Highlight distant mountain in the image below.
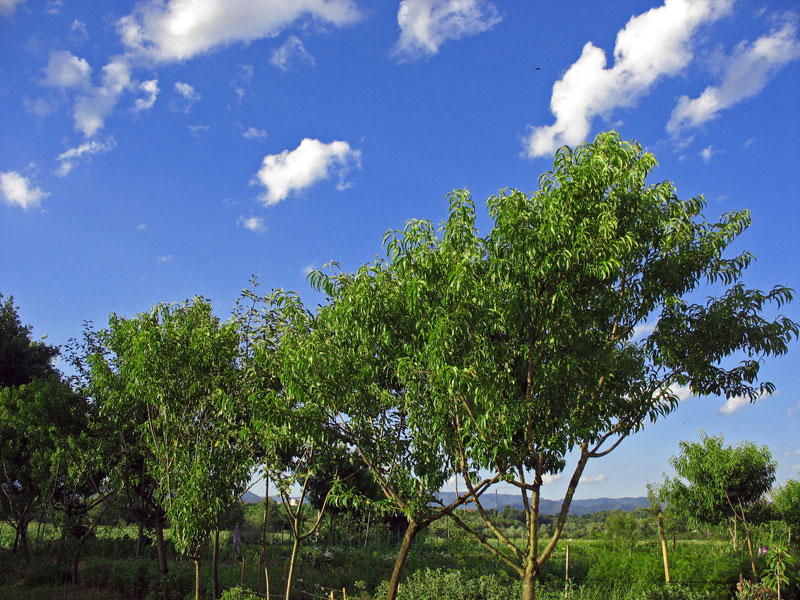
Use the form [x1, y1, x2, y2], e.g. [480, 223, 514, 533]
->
[238, 489, 647, 513]
[240, 490, 264, 504]
[435, 492, 649, 515]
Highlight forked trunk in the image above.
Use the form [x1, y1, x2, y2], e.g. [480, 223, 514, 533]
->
[18, 523, 31, 567]
[385, 520, 419, 600]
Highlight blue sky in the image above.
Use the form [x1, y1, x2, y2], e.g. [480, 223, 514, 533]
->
[1, 0, 798, 500]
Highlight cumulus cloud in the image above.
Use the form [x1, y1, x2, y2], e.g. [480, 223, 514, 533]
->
[524, 0, 733, 158]
[542, 473, 563, 485]
[667, 20, 800, 135]
[41, 50, 92, 88]
[580, 474, 607, 484]
[243, 127, 267, 140]
[392, 0, 501, 60]
[700, 145, 716, 163]
[156, 254, 173, 263]
[55, 137, 116, 177]
[253, 138, 361, 206]
[787, 401, 800, 416]
[271, 35, 315, 70]
[0, 0, 25, 17]
[70, 19, 88, 41]
[117, 0, 361, 63]
[237, 215, 266, 233]
[0, 171, 48, 210]
[188, 124, 210, 136]
[719, 389, 772, 416]
[172, 81, 200, 112]
[784, 449, 800, 457]
[73, 57, 132, 137]
[134, 79, 159, 111]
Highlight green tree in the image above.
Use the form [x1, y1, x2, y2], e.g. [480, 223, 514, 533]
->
[772, 479, 800, 543]
[359, 131, 796, 600]
[657, 433, 777, 577]
[91, 298, 253, 600]
[288, 261, 499, 600]
[0, 294, 59, 388]
[604, 511, 640, 557]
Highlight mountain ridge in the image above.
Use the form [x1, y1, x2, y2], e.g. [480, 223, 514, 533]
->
[239, 490, 649, 515]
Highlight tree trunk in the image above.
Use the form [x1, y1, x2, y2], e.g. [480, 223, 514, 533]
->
[658, 511, 670, 583]
[194, 558, 201, 600]
[521, 566, 537, 600]
[18, 522, 31, 567]
[136, 519, 145, 558]
[744, 525, 757, 579]
[285, 535, 302, 600]
[385, 520, 419, 600]
[11, 526, 19, 553]
[155, 515, 170, 600]
[212, 529, 220, 599]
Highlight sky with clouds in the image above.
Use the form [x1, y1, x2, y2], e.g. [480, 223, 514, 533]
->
[2, 0, 798, 500]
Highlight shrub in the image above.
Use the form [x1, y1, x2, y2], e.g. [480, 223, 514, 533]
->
[220, 587, 261, 600]
[374, 568, 518, 600]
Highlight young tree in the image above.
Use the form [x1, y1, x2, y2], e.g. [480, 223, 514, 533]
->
[91, 298, 253, 600]
[772, 479, 800, 543]
[656, 433, 777, 577]
[0, 294, 59, 388]
[359, 131, 795, 600]
[281, 264, 498, 600]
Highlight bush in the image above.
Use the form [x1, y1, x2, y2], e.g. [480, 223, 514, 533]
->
[220, 587, 261, 600]
[374, 568, 518, 600]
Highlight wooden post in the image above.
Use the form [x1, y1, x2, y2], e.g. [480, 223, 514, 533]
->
[565, 544, 570, 596]
[329, 591, 334, 600]
[342, 588, 347, 600]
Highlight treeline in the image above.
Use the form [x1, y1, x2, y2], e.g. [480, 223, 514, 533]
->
[2, 132, 798, 600]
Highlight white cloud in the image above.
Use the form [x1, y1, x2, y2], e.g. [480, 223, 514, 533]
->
[41, 50, 92, 88]
[700, 145, 716, 163]
[253, 138, 361, 206]
[794, 464, 800, 472]
[117, 0, 361, 63]
[134, 79, 159, 111]
[393, 0, 501, 60]
[783, 449, 800, 457]
[719, 389, 772, 416]
[271, 35, 315, 71]
[44, 0, 61, 15]
[524, 0, 733, 158]
[669, 384, 694, 403]
[0, 171, 48, 210]
[237, 215, 266, 233]
[73, 57, 132, 137]
[55, 137, 116, 177]
[0, 0, 25, 17]
[174, 81, 199, 100]
[156, 254, 173, 263]
[172, 81, 200, 112]
[70, 19, 88, 41]
[580, 474, 607, 484]
[788, 401, 800, 416]
[542, 473, 562, 485]
[243, 127, 267, 140]
[188, 124, 210, 136]
[136, 223, 146, 231]
[631, 321, 656, 342]
[302, 263, 316, 276]
[667, 21, 800, 135]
